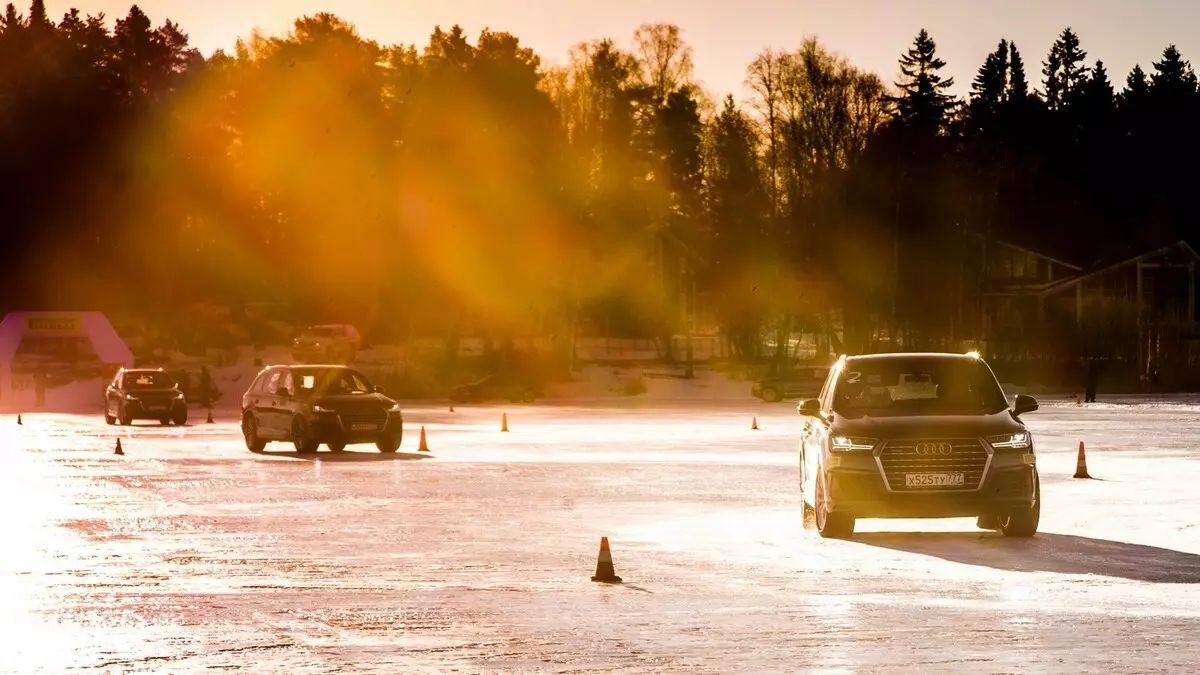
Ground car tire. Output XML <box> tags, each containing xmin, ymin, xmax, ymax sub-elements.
<box><xmin>800</xmin><ymin>456</ymin><xmax>817</xmax><ymax>529</ymax></box>
<box><xmin>376</xmin><ymin>434</ymin><xmax>401</xmax><ymax>453</ymax></box>
<box><xmin>292</xmin><ymin>418</ymin><xmax>319</xmax><ymax>454</ymax></box>
<box><xmin>814</xmin><ymin>471</ymin><xmax>855</xmax><ymax>539</ymax></box>
<box><xmin>118</xmin><ymin>405</ymin><xmax>132</xmax><ymax>426</ymax></box>
<box><xmin>172</xmin><ymin>409</ymin><xmax>187</xmax><ymax>426</ymax></box>
<box><xmin>761</xmin><ymin>386</ymin><xmax>782</xmax><ymax>403</ymax></box>
<box><xmin>999</xmin><ymin>470</ymin><xmax>1040</xmax><ymax>538</ymax></box>
<box><xmin>327</xmin><ymin>441</ymin><xmax>347</xmax><ymax>452</ymax></box>
<box><xmin>105</xmin><ymin>412</ymin><xmax>116</xmax><ymax>426</ymax></box>
<box><xmin>243</xmin><ymin>414</ymin><xmax>267</xmax><ymax>453</ymax></box>
<box><xmin>159</xmin><ymin>417</ymin><xmax>170</xmax><ymax>426</ymax></box>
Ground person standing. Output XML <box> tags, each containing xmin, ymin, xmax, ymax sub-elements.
<box><xmin>1084</xmin><ymin>360</ymin><xmax>1098</xmax><ymax>403</ymax></box>
<box><xmin>199</xmin><ymin>366</ymin><xmax>213</xmax><ymax>408</ymax></box>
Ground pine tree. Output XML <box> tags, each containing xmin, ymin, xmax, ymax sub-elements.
<box><xmin>969</xmin><ymin>39</ymin><xmax>1009</xmax><ymax>123</ymax></box>
<box><xmin>1007</xmin><ymin>43</ymin><xmax>1029</xmax><ymax>103</ymax></box>
<box><xmin>1149</xmin><ymin>45</ymin><xmax>1198</xmax><ymax>99</ymax></box>
<box><xmin>892</xmin><ymin>29</ymin><xmax>956</xmax><ymax>136</ymax></box>
<box><xmin>1042</xmin><ymin>27</ymin><xmax>1089</xmax><ymax>109</ymax></box>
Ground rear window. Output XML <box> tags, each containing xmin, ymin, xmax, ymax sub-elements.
<box><xmin>831</xmin><ymin>357</ymin><xmax>1007</xmax><ymax>418</ymax></box>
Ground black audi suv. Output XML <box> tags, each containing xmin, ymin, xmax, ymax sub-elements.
<box><xmin>104</xmin><ymin>367</ymin><xmax>188</xmax><ymax>426</ymax></box>
<box><xmin>797</xmin><ymin>352</ymin><xmax>1040</xmax><ymax>539</ymax></box>
<box><xmin>240</xmin><ymin>364</ymin><xmax>403</xmax><ymax>454</ymax></box>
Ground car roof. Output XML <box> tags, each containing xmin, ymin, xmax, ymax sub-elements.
<box><xmin>844</xmin><ymin>352</ymin><xmax>980</xmax><ymax>364</ymax></box>
<box><xmin>121</xmin><ymin>367</ymin><xmax>166</xmax><ymax>373</ymax></box>
<box><xmin>269</xmin><ymin>364</ymin><xmax>355</xmax><ymax>370</ymax></box>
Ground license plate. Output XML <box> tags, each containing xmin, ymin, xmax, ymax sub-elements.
<box><xmin>146</xmin><ymin>406</ymin><xmax>166</xmax><ymax>411</ymax></box>
<box><xmin>351</xmin><ymin>423</ymin><xmax>379</xmax><ymax>431</ymax></box>
<box><xmin>904</xmin><ymin>472</ymin><xmax>965</xmax><ymax>488</ymax></box>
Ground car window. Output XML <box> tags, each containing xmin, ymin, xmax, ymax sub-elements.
<box><xmin>264</xmin><ymin>371</ymin><xmax>281</xmax><ymax>393</ymax></box>
<box><xmin>831</xmin><ymin>358</ymin><xmax>1007</xmax><ymax>418</ymax></box>
<box><xmin>124</xmin><ymin>371</ymin><xmax>175</xmax><ymax>389</ymax></box>
<box><xmin>292</xmin><ymin>368</ymin><xmax>373</xmax><ymax>396</ymax></box>
<box><xmin>280</xmin><ymin>371</ymin><xmax>294</xmax><ymax>395</ymax></box>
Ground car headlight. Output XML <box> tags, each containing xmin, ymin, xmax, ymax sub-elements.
<box><xmin>387</xmin><ymin>402</ymin><xmax>402</xmax><ymax>413</ymax></box>
<box><xmin>124</xmin><ymin>394</ymin><xmax>138</xmax><ymax>401</ymax></box>
<box><xmin>831</xmin><ymin>436</ymin><xmax>877</xmax><ymax>451</ymax></box>
<box><xmin>174</xmin><ymin>391</ymin><xmax>184</xmax><ymax>399</ymax></box>
<box><xmin>988</xmin><ymin>432</ymin><xmax>1032</xmax><ymax>450</ymax></box>
<box><xmin>312</xmin><ymin>405</ymin><xmax>333</xmax><ymax>413</ymax></box>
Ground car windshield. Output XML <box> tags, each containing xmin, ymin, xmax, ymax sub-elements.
<box><xmin>124</xmin><ymin>372</ymin><xmax>175</xmax><ymax>389</ymax></box>
<box><xmin>302</xmin><ymin>327</ymin><xmax>336</xmax><ymax>338</ymax></box>
<box><xmin>831</xmin><ymin>357</ymin><xmax>1007</xmax><ymax>418</ymax></box>
<box><xmin>292</xmin><ymin>367</ymin><xmax>372</xmax><ymax>397</ymax></box>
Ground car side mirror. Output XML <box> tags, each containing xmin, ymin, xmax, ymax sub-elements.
<box><xmin>797</xmin><ymin>398</ymin><xmax>822</xmax><ymax>417</ymax></box>
<box><xmin>275</xmin><ymin>386</ymin><xmax>290</xmax><ymax>398</ymax></box>
<box><xmin>1013</xmin><ymin>394</ymin><xmax>1039</xmax><ymax>416</ymax></box>
<box><xmin>374</xmin><ymin>385</ymin><xmax>386</xmax><ymax>394</ymax></box>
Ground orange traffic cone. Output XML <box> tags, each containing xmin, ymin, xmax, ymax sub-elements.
<box><xmin>206</xmin><ymin>407</ymin><xmax>214</xmax><ymax>424</ymax></box>
<box><xmin>114</xmin><ymin>438</ymin><xmax>124</xmax><ymax>456</ymax></box>
<box><xmin>418</xmin><ymin>425</ymin><xmax>430</xmax><ymax>452</ymax></box>
<box><xmin>1075</xmin><ymin>394</ymin><xmax>1082</xmax><ymax>407</ymax></box>
<box><xmin>590</xmin><ymin>536</ymin><xmax>622</xmax><ymax>584</ymax></box>
<box><xmin>449</xmin><ymin>404</ymin><xmax>455</xmax><ymax>413</ymax></box>
<box><xmin>16</xmin><ymin>414</ymin><xmax>22</xmax><ymax>425</ymax></box>
<box><xmin>501</xmin><ymin>412</ymin><xmax>509</xmax><ymax>432</ymax></box>
<box><xmin>1073</xmin><ymin>440</ymin><xmax>1091</xmax><ymax>479</ymax></box>
<box><xmin>751</xmin><ymin>416</ymin><xmax>759</xmax><ymax>430</ymax></box>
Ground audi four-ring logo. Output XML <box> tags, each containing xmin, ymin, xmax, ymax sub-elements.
<box><xmin>915</xmin><ymin>442</ymin><xmax>953</xmax><ymax>455</ymax></box>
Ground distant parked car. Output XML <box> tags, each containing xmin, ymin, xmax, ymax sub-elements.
<box><xmin>450</xmin><ymin>372</ymin><xmax>540</xmax><ymax>404</ymax></box>
<box><xmin>751</xmin><ymin>365</ymin><xmax>830</xmax><ymax>402</ymax></box>
<box><xmin>104</xmin><ymin>368</ymin><xmax>188</xmax><ymax>426</ymax></box>
<box><xmin>291</xmin><ymin>324</ymin><xmax>362</xmax><ymax>364</ymax></box>
<box><xmin>241</xmin><ymin>364</ymin><xmax>403</xmax><ymax>454</ymax></box>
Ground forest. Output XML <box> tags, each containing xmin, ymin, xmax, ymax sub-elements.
<box><xmin>2</xmin><ymin>2</ymin><xmax>1197</xmax><ymax>360</ymax></box>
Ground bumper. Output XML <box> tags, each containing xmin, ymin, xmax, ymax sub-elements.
<box><xmin>126</xmin><ymin>399</ymin><xmax>187</xmax><ymax>418</ymax></box>
<box><xmin>310</xmin><ymin>413</ymin><xmax>403</xmax><ymax>443</ymax></box>
<box><xmin>824</xmin><ymin>456</ymin><xmax>1037</xmax><ymax>519</ymax></box>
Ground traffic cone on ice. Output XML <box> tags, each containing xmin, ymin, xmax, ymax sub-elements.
<box><xmin>113</xmin><ymin>438</ymin><xmax>124</xmax><ymax>456</ymax></box>
<box><xmin>1075</xmin><ymin>394</ymin><xmax>1082</xmax><ymax>407</ymax></box>
<box><xmin>751</xmin><ymin>416</ymin><xmax>759</xmax><ymax>430</ymax></box>
<box><xmin>1073</xmin><ymin>440</ymin><xmax>1091</xmax><ymax>479</ymax></box>
<box><xmin>16</xmin><ymin>414</ymin><xmax>21</xmax><ymax>425</ymax></box>
<box><xmin>206</xmin><ymin>407</ymin><xmax>214</xmax><ymax>424</ymax></box>
<box><xmin>590</xmin><ymin>536</ymin><xmax>622</xmax><ymax>584</ymax></box>
<box><xmin>418</xmin><ymin>425</ymin><xmax>429</xmax><ymax>452</ymax></box>
<box><xmin>449</xmin><ymin>403</ymin><xmax>455</xmax><ymax>413</ymax></box>
<box><xmin>501</xmin><ymin>412</ymin><xmax>509</xmax><ymax>432</ymax></box>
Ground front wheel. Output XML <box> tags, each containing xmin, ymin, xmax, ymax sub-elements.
<box><xmin>292</xmin><ymin>417</ymin><xmax>319</xmax><ymax>454</ymax></box>
<box><xmin>814</xmin><ymin>470</ymin><xmax>855</xmax><ymax>539</ymax></box>
<box><xmin>172</xmin><ymin>409</ymin><xmax>187</xmax><ymax>426</ymax></box>
<box><xmin>243</xmin><ymin>414</ymin><xmax>266</xmax><ymax>453</ymax></box>
<box><xmin>118</xmin><ymin>404</ymin><xmax>132</xmax><ymax>426</ymax></box>
<box><xmin>999</xmin><ymin>470</ymin><xmax>1041</xmax><ymax>538</ymax></box>
<box><xmin>376</xmin><ymin>433</ymin><xmax>402</xmax><ymax>453</ymax></box>
<box><xmin>761</xmin><ymin>386</ymin><xmax>782</xmax><ymax>403</ymax></box>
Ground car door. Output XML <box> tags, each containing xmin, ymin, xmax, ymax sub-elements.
<box><xmin>105</xmin><ymin>372</ymin><xmax>122</xmax><ymax>417</ymax></box>
<box><xmin>801</xmin><ymin>370</ymin><xmax>835</xmax><ymax>503</ymax></box>
<box><xmin>252</xmin><ymin>369</ymin><xmax>282</xmax><ymax>438</ymax></box>
<box><xmin>275</xmin><ymin>370</ymin><xmax>297</xmax><ymax>438</ymax></box>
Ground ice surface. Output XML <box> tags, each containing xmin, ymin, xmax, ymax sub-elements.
<box><xmin>1</xmin><ymin>401</ymin><xmax>1198</xmax><ymax>673</ymax></box>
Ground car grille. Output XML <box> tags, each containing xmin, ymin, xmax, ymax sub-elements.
<box><xmin>339</xmin><ymin>409</ymin><xmax>387</xmax><ymax>432</ymax></box>
<box><xmin>134</xmin><ymin>392</ymin><xmax>175</xmax><ymax>408</ymax></box>
<box><xmin>877</xmin><ymin>438</ymin><xmax>990</xmax><ymax>491</ymax></box>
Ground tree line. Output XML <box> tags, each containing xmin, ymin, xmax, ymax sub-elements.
<box><xmin>2</xmin><ymin>2</ymin><xmax>1196</xmax><ymax>359</ymax></box>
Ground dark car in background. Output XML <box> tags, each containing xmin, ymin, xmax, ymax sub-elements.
<box><xmin>450</xmin><ymin>372</ymin><xmax>541</xmax><ymax>404</ymax></box>
<box><xmin>241</xmin><ymin>364</ymin><xmax>403</xmax><ymax>454</ymax></box>
<box><xmin>105</xmin><ymin>368</ymin><xmax>188</xmax><ymax>426</ymax></box>
<box><xmin>797</xmin><ymin>352</ymin><xmax>1041</xmax><ymax>539</ymax></box>
<box><xmin>751</xmin><ymin>365</ymin><xmax>830</xmax><ymax>402</ymax></box>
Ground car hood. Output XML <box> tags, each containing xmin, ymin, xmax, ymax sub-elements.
<box><xmin>125</xmin><ymin>388</ymin><xmax>180</xmax><ymax>395</ymax></box>
<box><xmin>310</xmin><ymin>393</ymin><xmax>393</xmax><ymax>410</ymax></box>
<box><xmin>830</xmin><ymin>410</ymin><xmax>1024</xmax><ymax>439</ymax></box>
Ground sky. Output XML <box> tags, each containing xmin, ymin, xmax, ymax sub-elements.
<box><xmin>42</xmin><ymin>0</ymin><xmax>1200</xmax><ymax>100</ymax></box>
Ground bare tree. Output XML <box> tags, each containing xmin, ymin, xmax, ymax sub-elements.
<box><xmin>633</xmin><ymin>23</ymin><xmax>694</xmax><ymax>103</ymax></box>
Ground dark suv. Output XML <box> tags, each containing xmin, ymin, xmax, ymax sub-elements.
<box><xmin>241</xmin><ymin>364</ymin><xmax>403</xmax><ymax>454</ymax></box>
<box><xmin>105</xmin><ymin>368</ymin><xmax>189</xmax><ymax>426</ymax></box>
<box><xmin>797</xmin><ymin>352</ymin><xmax>1040</xmax><ymax>539</ymax></box>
